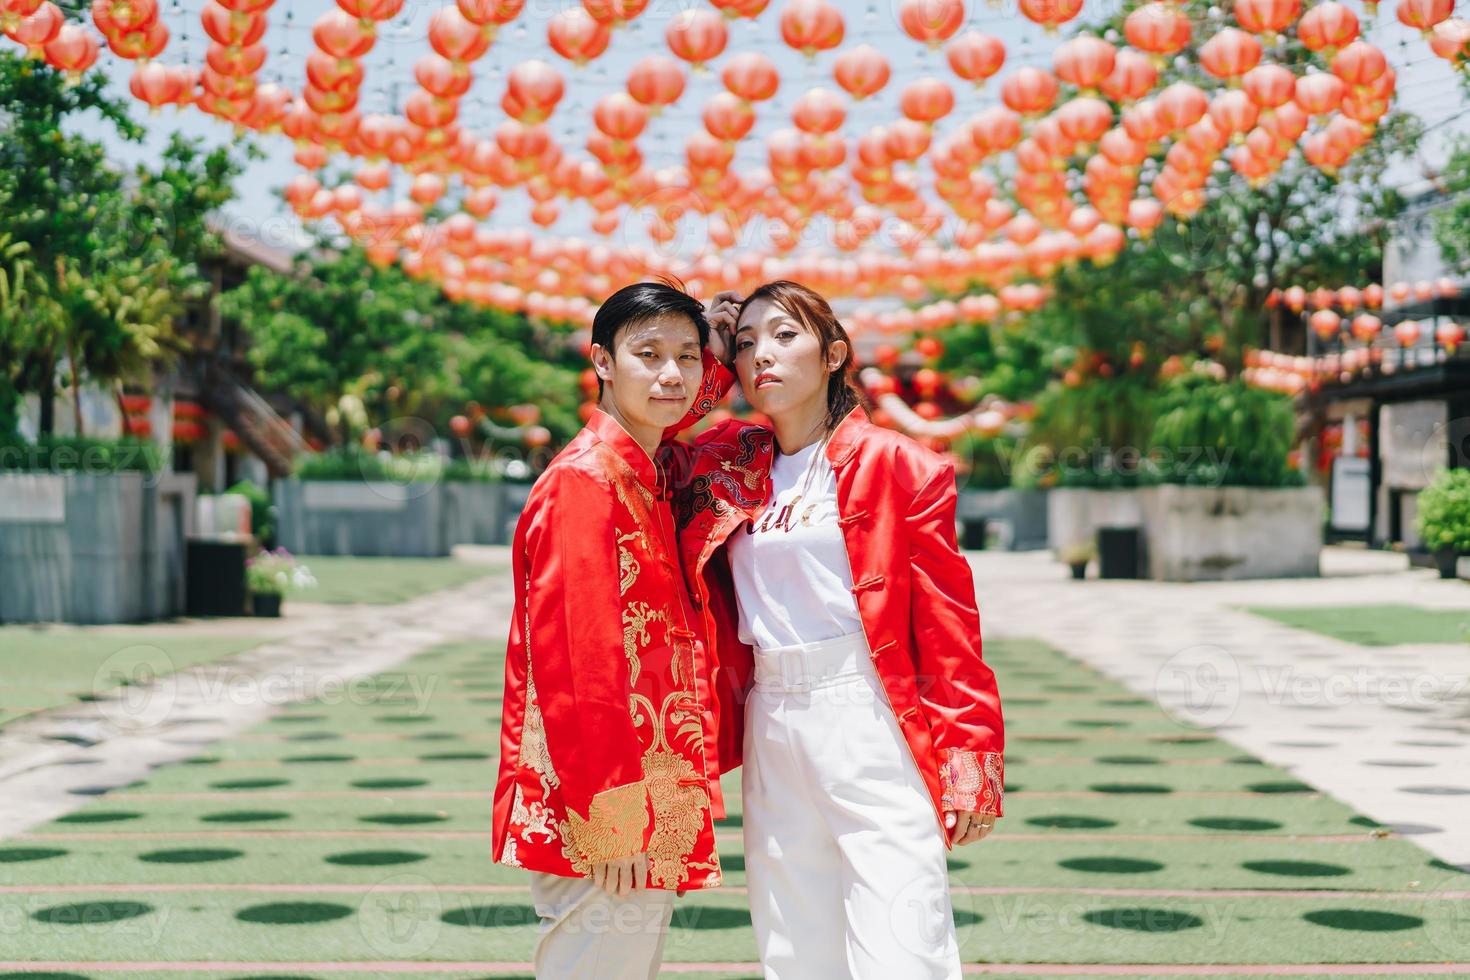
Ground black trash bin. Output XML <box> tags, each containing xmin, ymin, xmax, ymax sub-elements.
<box><xmin>1096</xmin><ymin>526</ymin><xmax>1142</xmax><ymax>579</ymax></box>
<box><xmin>186</xmin><ymin>538</ymin><xmax>252</xmax><ymax>616</ymax></box>
<box><xmin>961</xmin><ymin>517</ymin><xmax>988</xmax><ymax>550</ymax></box>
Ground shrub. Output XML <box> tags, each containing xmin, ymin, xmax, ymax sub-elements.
<box><xmin>1417</xmin><ymin>468</ymin><xmax>1470</xmax><ymax>555</ymax></box>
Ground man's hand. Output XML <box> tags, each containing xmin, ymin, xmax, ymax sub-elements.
<box><xmin>590</xmin><ymin>853</ymin><xmax>649</xmax><ymax>897</ymax></box>
<box><xmin>705</xmin><ymin>290</ymin><xmax>742</xmax><ymax>368</ymax></box>
<box><xmin>945</xmin><ymin>810</ymin><xmax>997</xmax><ymax>846</ymax></box>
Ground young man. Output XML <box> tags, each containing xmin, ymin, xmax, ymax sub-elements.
<box><xmin>491</xmin><ymin>281</ymin><xmax>737</xmax><ymax>979</ymax></box>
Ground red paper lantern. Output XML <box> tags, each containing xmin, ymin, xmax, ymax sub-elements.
<box><xmin>665</xmin><ymin>8</ymin><xmax>726</xmax><ymax>67</ymax></box>
<box><xmin>547</xmin><ymin>7</ymin><xmax>608</xmax><ymax>64</ymax></box>
<box><xmin>780</xmin><ymin>0</ymin><xmax>844</xmax><ymax>58</ymax></box>
<box><xmin>722</xmin><ymin>51</ymin><xmax>778</xmax><ymax>102</ymax></box>
<box><xmin>833</xmin><ymin>43</ymin><xmax>888</xmax><ymax>99</ymax></box>
<box><xmin>899</xmin><ymin>0</ymin><xmax>964</xmax><ymax>46</ymax></box>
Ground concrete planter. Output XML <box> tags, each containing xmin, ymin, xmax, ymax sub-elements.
<box><xmin>275</xmin><ymin>479</ymin><xmax>447</xmax><ymax>557</ymax></box>
<box><xmin>957</xmin><ymin>488</ymin><xmax>1050</xmax><ymax>551</ymax></box>
<box><xmin>0</xmin><ymin>472</ymin><xmax>195</xmax><ymax>624</ymax></box>
<box><xmin>442</xmin><ymin>481</ymin><xmax>506</xmax><ymax>546</ymax></box>
<box><xmin>1138</xmin><ymin>484</ymin><xmax>1322</xmax><ymax>581</ymax></box>
<box><xmin>1047</xmin><ymin>487</ymin><xmax>1145</xmax><ymax>554</ymax></box>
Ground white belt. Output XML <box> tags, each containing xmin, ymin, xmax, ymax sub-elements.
<box><xmin>752</xmin><ymin>631</ymin><xmax>872</xmax><ymax>692</ymax></box>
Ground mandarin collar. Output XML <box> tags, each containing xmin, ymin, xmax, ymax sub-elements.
<box><xmin>822</xmin><ymin>403</ymin><xmax>870</xmax><ymax>469</ymax></box>
<box><xmin>585</xmin><ymin>408</ymin><xmax>662</xmax><ymax>495</ymax></box>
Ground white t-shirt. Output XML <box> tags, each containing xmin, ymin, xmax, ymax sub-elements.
<box><xmin>726</xmin><ymin>437</ymin><xmax>865</xmax><ymax>651</ymax></box>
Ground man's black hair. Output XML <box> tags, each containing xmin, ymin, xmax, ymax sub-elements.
<box><xmin>590</xmin><ymin>277</ymin><xmax>709</xmax><ymax>398</ymax></box>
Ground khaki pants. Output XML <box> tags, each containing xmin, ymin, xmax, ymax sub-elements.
<box><xmin>529</xmin><ymin>871</ymin><xmax>677</xmax><ymax>979</ymax></box>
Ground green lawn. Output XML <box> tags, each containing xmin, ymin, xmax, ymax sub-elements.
<box><xmin>294</xmin><ymin>556</ymin><xmax>501</xmax><ymax>605</ymax></box>
<box><xmin>1242</xmin><ymin>603</ymin><xmax>1470</xmax><ymax>646</ymax></box>
<box><xmin>2</xmin><ymin>636</ymin><xmax>1464</xmax><ymax>973</ymax></box>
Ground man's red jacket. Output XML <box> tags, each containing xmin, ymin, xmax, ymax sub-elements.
<box><xmin>491</xmin><ymin>357</ymin><xmax>731</xmax><ymax>890</ymax></box>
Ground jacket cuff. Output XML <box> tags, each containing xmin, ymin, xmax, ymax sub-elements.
<box><xmin>939</xmin><ymin>749</ymin><xmax>1004</xmax><ymax>817</ymax></box>
<box><xmin>567</xmin><ymin>780</ymin><xmax>649</xmax><ymax>863</ymax></box>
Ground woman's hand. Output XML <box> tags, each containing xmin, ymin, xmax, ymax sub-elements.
<box><xmin>705</xmin><ymin>290</ymin><xmax>742</xmax><ymax>368</ymax></box>
<box><xmin>945</xmin><ymin>810</ymin><xmax>997</xmax><ymax>846</ymax></box>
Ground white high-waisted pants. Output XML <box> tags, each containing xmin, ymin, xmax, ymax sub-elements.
<box><xmin>741</xmin><ymin>631</ymin><xmax>962</xmax><ymax>979</ymax></box>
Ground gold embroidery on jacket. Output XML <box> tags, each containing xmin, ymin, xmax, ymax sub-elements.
<box><xmin>630</xmin><ymin>690</ymin><xmax>717</xmax><ymax>888</ymax></box>
<box><xmin>519</xmin><ymin>673</ymin><xmax>559</xmax><ymax>791</ymax></box>
<box><xmin>566</xmin><ymin>780</ymin><xmax>650</xmax><ymax>865</ymax></box>
<box><xmin>622</xmin><ymin>600</ymin><xmax>667</xmax><ymax>690</ymax></box>
<box><xmin>617</xmin><ymin>529</ymin><xmax>644</xmax><ymax>595</ymax></box>
<box><xmin>511</xmin><ymin>783</ymin><xmax>558</xmax><ymax>845</ymax></box>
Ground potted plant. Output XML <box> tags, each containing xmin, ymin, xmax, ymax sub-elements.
<box><xmin>1059</xmin><ymin>541</ymin><xmax>1096</xmax><ymax>580</ymax></box>
<box><xmin>245</xmin><ymin>548</ymin><xmax>318</xmax><ymax>616</ymax></box>
<box><xmin>1417</xmin><ymin>468</ymin><xmax>1470</xmax><ymax>579</ymax></box>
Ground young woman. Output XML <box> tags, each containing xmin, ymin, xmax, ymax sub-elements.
<box><xmin>660</xmin><ymin>281</ymin><xmax>1005</xmax><ymax>979</ymax></box>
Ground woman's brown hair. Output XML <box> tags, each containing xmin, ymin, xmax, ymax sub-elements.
<box><xmin>740</xmin><ymin>280</ymin><xmax>867</xmax><ymax>433</ymax></box>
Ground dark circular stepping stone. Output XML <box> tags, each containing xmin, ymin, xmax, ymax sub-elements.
<box><xmin>1027</xmin><ymin>815</ymin><xmax>1118</xmax><ymax>830</ymax></box>
<box><xmin>210</xmin><ymin>779</ymin><xmax>290</xmax><ymax>790</ymax></box>
<box><xmin>325</xmin><ymin>850</ymin><xmax>428</xmax><ymax>866</ymax></box>
<box><xmin>1089</xmin><ymin>783</ymin><xmax>1173</xmax><ymax>794</ymax></box>
<box><xmin>441</xmin><ymin>904</ymin><xmax>539</xmax><ymax>928</ymax></box>
<box><xmin>1060</xmin><ymin>857</ymin><xmax>1163</xmax><ymax>874</ymax></box>
<box><xmin>351</xmin><ymin>778</ymin><xmax>429</xmax><ymax>789</ymax></box>
<box><xmin>55</xmin><ymin>811</ymin><xmax>141</xmax><ymax>824</ymax></box>
<box><xmin>1243</xmin><ymin>860</ymin><xmax>1351</xmax><ymax>877</ymax></box>
<box><xmin>0</xmin><ymin>848</ymin><xmax>68</xmax><ymax>863</ymax></box>
<box><xmin>139</xmin><ymin>848</ymin><xmax>244</xmax><ymax>864</ymax></box>
<box><xmin>359</xmin><ymin>813</ymin><xmax>448</xmax><ymax>825</ymax></box>
<box><xmin>1189</xmin><ymin>817</ymin><xmax>1282</xmax><ymax>832</ymax></box>
<box><xmin>236</xmin><ymin>901</ymin><xmax>354</xmax><ymax>924</ymax></box>
<box><xmin>1082</xmin><ymin>907</ymin><xmax>1203</xmax><ymax>932</ymax></box>
<box><xmin>1302</xmin><ymin>909</ymin><xmax>1423</xmax><ymax>932</ymax></box>
<box><xmin>200</xmin><ymin>811</ymin><xmax>290</xmax><ymax>823</ymax></box>
<box><xmin>32</xmin><ymin>901</ymin><xmax>153</xmax><ymax>925</ymax></box>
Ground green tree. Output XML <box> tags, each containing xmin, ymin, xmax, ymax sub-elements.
<box><xmin>0</xmin><ymin>52</ymin><xmax>250</xmax><ymax>435</ymax></box>
<box><xmin>223</xmin><ymin>246</ymin><xmax>584</xmax><ymax>443</ymax></box>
